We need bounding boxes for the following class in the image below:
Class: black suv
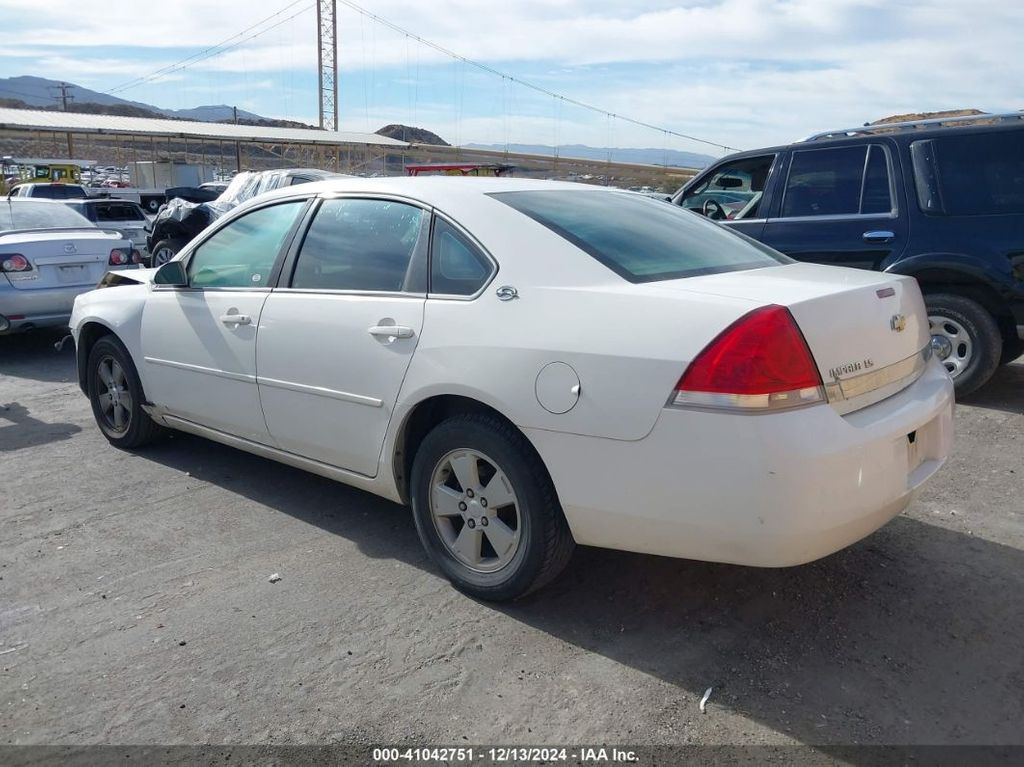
[672,113,1024,395]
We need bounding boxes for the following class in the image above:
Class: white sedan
[70,177,954,600]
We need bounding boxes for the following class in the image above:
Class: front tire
[87,336,162,448]
[410,414,575,601]
[151,238,186,266]
[925,293,1002,397]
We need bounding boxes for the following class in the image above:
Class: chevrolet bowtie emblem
[890,314,907,332]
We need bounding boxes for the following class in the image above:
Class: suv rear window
[492,190,788,283]
[912,131,1024,216]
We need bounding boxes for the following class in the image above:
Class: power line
[334,0,740,153]
[107,0,314,95]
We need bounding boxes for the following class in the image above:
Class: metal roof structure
[0,108,409,148]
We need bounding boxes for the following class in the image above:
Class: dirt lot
[1,330,1022,749]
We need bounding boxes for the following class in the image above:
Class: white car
[69,177,954,600]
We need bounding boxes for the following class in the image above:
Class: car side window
[681,155,775,221]
[430,218,493,296]
[188,201,305,289]
[290,198,426,292]
[780,145,894,218]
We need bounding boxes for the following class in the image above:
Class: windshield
[492,190,789,283]
[0,200,94,231]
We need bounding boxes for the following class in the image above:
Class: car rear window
[30,185,87,200]
[0,201,94,231]
[912,131,1024,216]
[491,190,789,283]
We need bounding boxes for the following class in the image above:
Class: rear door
[759,141,909,270]
[256,196,429,476]
[140,198,309,442]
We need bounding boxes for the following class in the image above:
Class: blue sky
[0,0,1021,158]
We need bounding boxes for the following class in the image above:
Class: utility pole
[50,81,75,160]
[317,0,339,132]
[233,105,242,173]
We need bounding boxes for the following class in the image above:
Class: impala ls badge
[496,285,518,301]
[890,314,907,332]
[63,242,77,254]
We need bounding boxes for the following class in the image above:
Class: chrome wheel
[429,448,521,573]
[929,314,973,379]
[153,246,175,266]
[96,356,132,434]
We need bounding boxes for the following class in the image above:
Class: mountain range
[0,76,267,123]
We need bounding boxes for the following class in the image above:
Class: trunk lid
[657,262,931,413]
[1,229,132,291]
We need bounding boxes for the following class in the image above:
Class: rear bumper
[526,359,954,567]
[0,281,93,334]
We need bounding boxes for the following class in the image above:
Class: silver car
[0,199,134,334]
[62,198,152,264]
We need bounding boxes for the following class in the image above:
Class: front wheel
[925,293,1001,397]
[410,414,575,601]
[87,336,162,448]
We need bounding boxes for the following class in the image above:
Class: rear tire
[152,238,186,266]
[410,413,575,601]
[925,293,1001,397]
[87,336,162,448]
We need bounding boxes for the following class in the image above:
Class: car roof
[253,175,619,208]
[708,120,1024,164]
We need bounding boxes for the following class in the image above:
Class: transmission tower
[317,0,338,131]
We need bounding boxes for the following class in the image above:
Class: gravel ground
[1,330,1022,748]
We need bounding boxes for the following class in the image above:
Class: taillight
[1,254,32,272]
[130,250,143,264]
[109,249,129,265]
[672,305,825,412]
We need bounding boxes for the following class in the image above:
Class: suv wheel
[152,238,185,266]
[410,414,575,601]
[925,293,1001,397]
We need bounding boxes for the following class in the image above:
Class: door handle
[863,230,895,243]
[220,313,251,326]
[368,325,414,339]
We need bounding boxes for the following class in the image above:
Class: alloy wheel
[429,448,522,573]
[96,356,133,434]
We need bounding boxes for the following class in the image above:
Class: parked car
[71,177,953,600]
[10,182,92,200]
[62,198,152,265]
[672,112,1024,395]
[146,168,342,265]
[0,199,135,335]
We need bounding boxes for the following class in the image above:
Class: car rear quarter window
[430,218,493,296]
[492,190,788,283]
[290,198,427,292]
[912,131,1024,216]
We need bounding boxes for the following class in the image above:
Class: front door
[140,199,308,442]
[257,197,429,476]
[759,142,909,270]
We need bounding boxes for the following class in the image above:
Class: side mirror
[154,260,187,287]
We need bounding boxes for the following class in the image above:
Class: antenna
[317,0,339,132]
